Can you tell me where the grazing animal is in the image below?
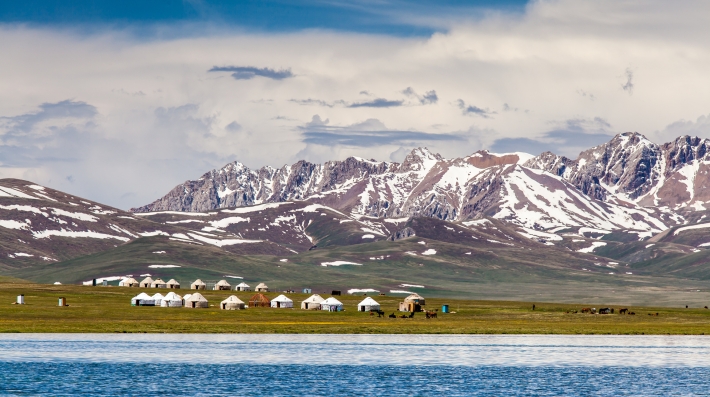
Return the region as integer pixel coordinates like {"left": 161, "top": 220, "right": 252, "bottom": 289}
{"left": 389, "top": 313, "right": 396, "bottom": 318}
{"left": 425, "top": 311, "right": 438, "bottom": 319}
{"left": 629, "top": 312, "right": 636, "bottom": 315}
{"left": 619, "top": 308, "right": 628, "bottom": 315}
{"left": 399, "top": 314, "right": 408, "bottom": 319}
{"left": 409, "top": 311, "right": 416, "bottom": 319}
{"left": 705, "top": 306, "right": 708, "bottom": 309}
{"left": 581, "top": 308, "right": 591, "bottom": 313}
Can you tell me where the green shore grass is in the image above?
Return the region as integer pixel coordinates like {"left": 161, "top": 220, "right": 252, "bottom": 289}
{"left": 1, "top": 281, "right": 710, "bottom": 334}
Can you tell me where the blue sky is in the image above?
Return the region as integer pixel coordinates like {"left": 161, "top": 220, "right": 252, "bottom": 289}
{"left": 1, "top": 0, "right": 709, "bottom": 208}
{"left": 0, "top": 0, "right": 528, "bottom": 36}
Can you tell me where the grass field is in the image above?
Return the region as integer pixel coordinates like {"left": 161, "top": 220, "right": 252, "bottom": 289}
{"left": 2, "top": 280, "right": 710, "bottom": 334}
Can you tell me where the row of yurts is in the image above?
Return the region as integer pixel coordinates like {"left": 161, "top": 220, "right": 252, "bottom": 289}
{"left": 130, "top": 292, "right": 422, "bottom": 312}
{"left": 118, "top": 276, "right": 259, "bottom": 291}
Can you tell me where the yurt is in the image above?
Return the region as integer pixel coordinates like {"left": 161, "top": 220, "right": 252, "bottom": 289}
{"left": 182, "top": 293, "right": 192, "bottom": 305}
{"left": 131, "top": 292, "right": 155, "bottom": 306}
{"left": 320, "top": 297, "right": 344, "bottom": 312}
{"left": 151, "top": 292, "right": 165, "bottom": 306}
{"left": 301, "top": 294, "right": 324, "bottom": 310}
{"left": 358, "top": 297, "right": 381, "bottom": 312}
{"left": 166, "top": 279, "right": 180, "bottom": 289}
{"left": 255, "top": 283, "right": 269, "bottom": 292}
{"left": 235, "top": 282, "right": 251, "bottom": 291}
{"left": 214, "top": 280, "right": 231, "bottom": 291}
{"left": 270, "top": 294, "right": 293, "bottom": 309}
{"left": 119, "top": 277, "right": 139, "bottom": 287}
{"left": 404, "top": 293, "right": 425, "bottom": 305}
{"left": 399, "top": 293, "right": 425, "bottom": 312}
{"left": 151, "top": 278, "right": 167, "bottom": 288}
{"left": 190, "top": 279, "right": 206, "bottom": 290}
{"left": 139, "top": 276, "right": 154, "bottom": 288}
{"left": 249, "top": 293, "right": 271, "bottom": 308}
{"left": 220, "top": 295, "right": 245, "bottom": 310}
{"left": 161, "top": 292, "right": 183, "bottom": 307}
{"left": 184, "top": 292, "right": 209, "bottom": 309}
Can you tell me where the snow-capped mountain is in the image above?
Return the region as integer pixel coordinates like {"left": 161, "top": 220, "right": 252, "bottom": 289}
{"left": 134, "top": 133, "right": 710, "bottom": 234}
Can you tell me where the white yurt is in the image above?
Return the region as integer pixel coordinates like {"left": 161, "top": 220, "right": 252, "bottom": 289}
{"left": 160, "top": 292, "right": 183, "bottom": 307}
{"left": 184, "top": 292, "right": 209, "bottom": 308}
{"left": 151, "top": 278, "right": 167, "bottom": 288}
{"left": 357, "top": 297, "right": 381, "bottom": 312}
{"left": 139, "top": 276, "right": 154, "bottom": 288}
{"left": 166, "top": 279, "right": 180, "bottom": 289}
{"left": 270, "top": 294, "right": 293, "bottom": 308}
{"left": 131, "top": 292, "right": 155, "bottom": 306}
{"left": 235, "top": 282, "right": 251, "bottom": 291}
{"left": 182, "top": 293, "right": 192, "bottom": 305}
{"left": 151, "top": 292, "right": 165, "bottom": 306}
{"left": 119, "top": 277, "right": 139, "bottom": 287}
{"left": 220, "top": 295, "right": 245, "bottom": 310}
{"left": 300, "top": 294, "right": 324, "bottom": 310}
{"left": 214, "top": 279, "right": 231, "bottom": 291}
{"left": 321, "top": 297, "right": 344, "bottom": 312}
{"left": 190, "top": 279, "right": 206, "bottom": 290}
{"left": 255, "top": 282, "right": 269, "bottom": 292}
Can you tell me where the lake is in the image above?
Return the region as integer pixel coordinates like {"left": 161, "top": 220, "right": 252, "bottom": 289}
{"left": 1, "top": 334, "right": 709, "bottom": 396}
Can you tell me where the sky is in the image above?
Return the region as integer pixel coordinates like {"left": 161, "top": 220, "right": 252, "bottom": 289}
{"left": 2, "top": 0, "right": 710, "bottom": 209}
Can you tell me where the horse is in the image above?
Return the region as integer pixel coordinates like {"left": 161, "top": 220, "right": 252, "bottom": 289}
{"left": 426, "top": 311, "right": 437, "bottom": 319}
{"left": 375, "top": 310, "right": 385, "bottom": 318}
{"left": 581, "top": 308, "right": 591, "bottom": 313}
{"left": 619, "top": 308, "right": 628, "bottom": 315}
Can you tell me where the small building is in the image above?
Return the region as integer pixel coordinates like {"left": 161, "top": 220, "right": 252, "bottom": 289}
{"left": 321, "top": 297, "right": 344, "bottom": 312}
{"left": 190, "top": 279, "right": 206, "bottom": 290}
{"left": 184, "top": 292, "right": 208, "bottom": 308}
{"left": 214, "top": 279, "right": 231, "bottom": 291}
{"left": 139, "top": 277, "right": 154, "bottom": 288}
{"left": 249, "top": 293, "right": 271, "bottom": 308}
{"left": 221, "top": 295, "right": 246, "bottom": 310}
{"left": 302, "top": 288, "right": 312, "bottom": 294}
{"left": 151, "top": 292, "right": 165, "bottom": 306}
{"left": 235, "top": 282, "right": 251, "bottom": 291}
{"left": 151, "top": 278, "right": 167, "bottom": 288}
{"left": 131, "top": 292, "right": 155, "bottom": 306}
{"left": 399, "top": 293, "right": 425, "bottom": 312}
{"left": 255, "top": 283, "right": 269, "bottom": 292}
{"left": 271, "top": 294, "right": 293, "bottom": 308}
{"left": 166, "top": 279, "right": 180, "bottom": 289}
{"left": 301, "top": 294, "right": 324, "bottom": 310}
{"left": 119, "top": 277, "right": 139, "bottom": 287}
{"left": 358, "top": 297, "right": 380, "bottom": 312}
{"left": 161, "top": 292, "right": 183, "bottom": 307}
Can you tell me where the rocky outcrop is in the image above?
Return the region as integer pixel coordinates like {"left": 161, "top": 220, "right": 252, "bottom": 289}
{"left": 387, "top": 227, "right": 416, "bottom": 241}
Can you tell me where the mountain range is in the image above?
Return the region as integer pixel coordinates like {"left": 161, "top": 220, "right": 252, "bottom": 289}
{"left": 2, "top": 132, "right": 710, "bottom": 305}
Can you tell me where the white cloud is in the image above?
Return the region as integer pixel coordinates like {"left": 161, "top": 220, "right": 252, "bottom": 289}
{"left": 1, "top": 0, "right": 710, "bottom": 208}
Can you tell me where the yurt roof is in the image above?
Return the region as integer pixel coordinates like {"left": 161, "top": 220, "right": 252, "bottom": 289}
{"left": 164, "top": 292, "right": 182, "bottom": 300}
{"left": 249, "top": 293, "right": 270, "bottom": 303}
{"left": 405, "top": 293, "right": 424, "bottom": 301}
{"left": 121, "top": 277, "right": 138, "bottom": 283}
{"left": 151, "top": 293, "right": 165, "bottom": 300}
{"left": 215, "top": 280, "right": 231, "bottom": 286}
{"left": 153, "top": 278, "right": 166, "bottom": 283}
{"left": 302, "top": 294, "right": 324, "bottom": 303}
{"left": 185, "top": 292, "right": 208, "bottom": 302}
{"left": 272, "top": 294, "right": 293, "bottom": 303}
{"left": 166, "top": 279, "right": 179, "bottom": 284}
{"left": 255, "top": 282, "right": 268, "bottom": 288}
{"left": 358, "top": 297, "right": 379, "bottom": 306}
{"left": 321, "top": 297, "right": 343, "bottom": 306}
{"left": 183, "top": 294, "right": 192, "bottom": 301}
{"left": 236, "top": 282, "right": 250, "bottom": 287}
{"left": 133, "top": 292, "right": 152, "bottom": 299}
{"left": 191, "top": 279, "right": 206, "bottom": 285}
{"left": 221, "top": 295, "right": 244, "bottom": 304}
{"left": 140, "top": 276, "right": 154, "bottom": 284}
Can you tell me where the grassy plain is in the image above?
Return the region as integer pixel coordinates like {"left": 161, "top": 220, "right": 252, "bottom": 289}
{"left": 1, "top": 280, "right": 710, "bottom": 334}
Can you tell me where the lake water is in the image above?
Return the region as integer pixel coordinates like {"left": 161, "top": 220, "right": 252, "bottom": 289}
{"left": 1, "top": 334, "right": 709, "bottom": 396}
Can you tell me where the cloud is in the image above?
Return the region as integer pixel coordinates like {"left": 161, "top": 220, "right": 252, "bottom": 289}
{"left": 402, "top": 87, "right": 438, "bottom": 104}
{"left": 0, "top": 100, "right": 96, "bottom": 136}
{"left": 621, "top": 68, "right": 634, "bottom": 95}
{"left": 456, "top": 99, "right": 495, "bottom": 118}
{"left": 655, "top": 113, "right": 710, "bottom": 143}
{"left": 347, "top": 98, "right": 404, "bottom": 108}
{"left": 491, "top": 118, "right": 614, "bottom": 158}
{"left": 299, "top": 115, "right": 464, "bottom": 147}
{"left": 225, "top": 121, "right": 242, "bottom": 132}
{"left": 208, "top": 66, "right": 293, "bottom": 80}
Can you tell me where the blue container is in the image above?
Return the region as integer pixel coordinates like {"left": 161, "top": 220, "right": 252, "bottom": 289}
{"left": 442, "top": 304, "right": 449, "bottom": 313}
